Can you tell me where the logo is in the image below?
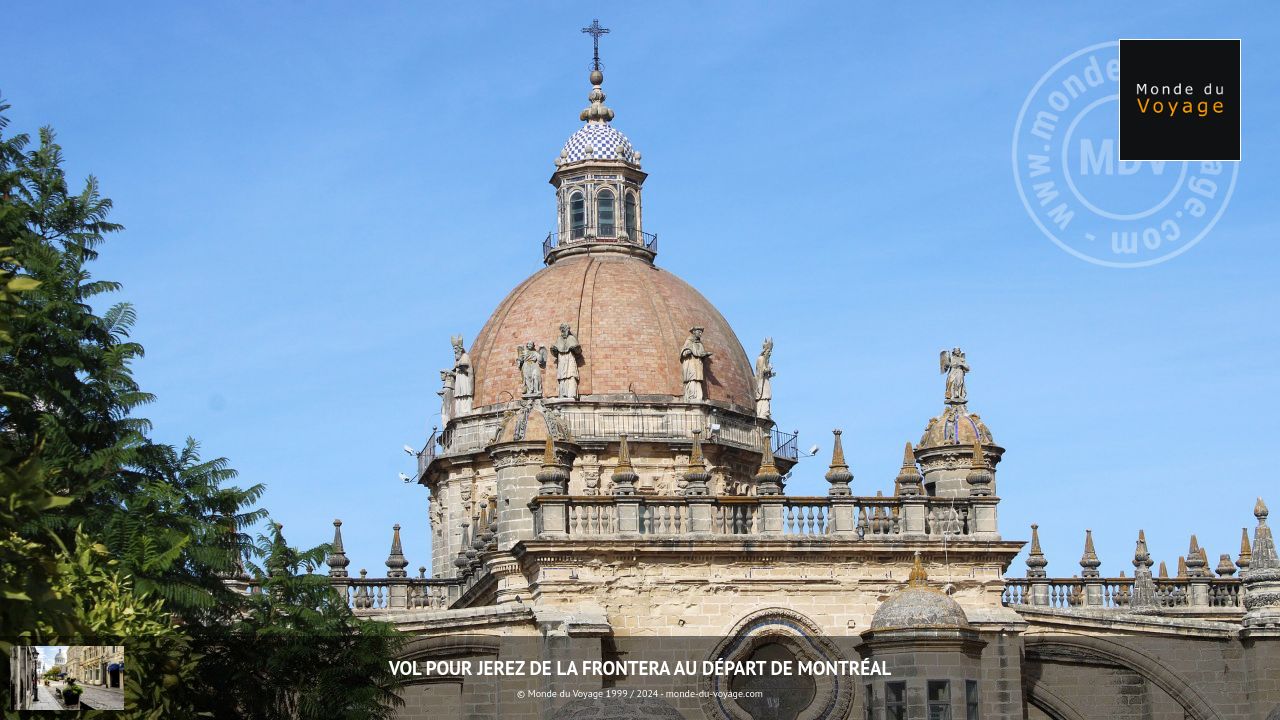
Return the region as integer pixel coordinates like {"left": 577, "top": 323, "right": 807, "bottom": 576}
{"left": 1012, "top": 42, "right": 1238, "bottom": 268}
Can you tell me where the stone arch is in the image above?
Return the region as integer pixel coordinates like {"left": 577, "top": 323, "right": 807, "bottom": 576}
{"left": 1023, "top": 634, "right": 1222, "bottom": 720}
{"left": 398, "top": 633, "right": 500, "bottom": 662}
{"left": 702, "top": 608, "right": 853, "bottom": 720}
{"left": 1024, "top": 680, "right": 1087, "bottom": 720}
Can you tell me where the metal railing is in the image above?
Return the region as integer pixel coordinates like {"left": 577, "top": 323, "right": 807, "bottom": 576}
{"left": 543, "top": 227, "right": 658, "bottom": 261}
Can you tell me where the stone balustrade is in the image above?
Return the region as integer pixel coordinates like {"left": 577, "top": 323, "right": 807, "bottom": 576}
{"left": 530, "top": 494, "right": 997, "bottom": 539}
{"left": 330, "top": 572, "right": 460, "bottom": 615}
{"left": 1002, "top": 577, "right": 1243, "bottom": 610}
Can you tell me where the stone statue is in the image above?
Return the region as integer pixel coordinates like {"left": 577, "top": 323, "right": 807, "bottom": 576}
{"left": 680, "top": 327, "right": 712, "bottom": 401}
{"left": 550, "top": 323, "right": 582, "bottom": 399}
{"left": 437, "top": 369, "right": 455, "bottom": 427}
{"left": 516, "top": 341, "right": 548, "bottom": 397}
{"left": 754, "top": 337, "right": 775, "bottom": 418}
{"left": 451, "top": 336, "right": 473, "bottom": 415}
{"left": 940, "top": 347, "right": 969, "bottom": 405}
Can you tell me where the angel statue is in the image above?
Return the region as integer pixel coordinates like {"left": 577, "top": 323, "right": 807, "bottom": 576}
{"left": 516, "top": 341, "right": 548, "bottom": 397}
{"left": 940, "top": 347, "right": 969, "bottom": 405}
{"left": 754, "top": 337, "right": 775, "bottom": 419}
{"left": 451, "top": 336, "right": 473, "bottom": 415}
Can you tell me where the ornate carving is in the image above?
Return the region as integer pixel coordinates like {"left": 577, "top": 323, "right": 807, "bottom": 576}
{"left": 550, "top": 323, "right": 582, "bottom": 399}
{"left": 490, "top": 448, "right": 541, "bottom": 471}
{"left": 516, "top": 341, "right": 548, "bottom": 397}
{"left": 451, "top": 336, "right": 474, "bottom": 415}
{"left": 940, "top": 347, "right": 970, "bottom": 405}
{"left": 754, "top": 337, "right": 774, "bottom": 418}
{"left": 680, "top": 327, "right": 712, "bottom": 402}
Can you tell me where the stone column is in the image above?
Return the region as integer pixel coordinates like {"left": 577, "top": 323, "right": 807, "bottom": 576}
{"left": 611, "top": 435, "right": 641, "bottom": 534}
{"left": 683, "top": 431, "right": 714, "bottom": 533}
{"left": 824, "top": 430, "right": 856, "bottom": 535}
{"left": 491, "top": 438, "right": 575, "bottom": 549}
{"left": 753, "top": 434, "right": 784, "bottom": 534}
{"left": 385, "top": 523, "right": 409, "bottom": 609}
{"left": 532, "top": 437, "right": 570, "bottom": 538}
{"left": 326, "top": 519, "right": 350, "bottom": 603}
{"left": 1185, "top": 534, "right": 1211, "bottom": 608}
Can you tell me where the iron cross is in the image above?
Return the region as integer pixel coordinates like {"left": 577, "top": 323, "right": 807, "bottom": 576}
{"left": 581, "top": 19, "right": 610, "bottom": 70}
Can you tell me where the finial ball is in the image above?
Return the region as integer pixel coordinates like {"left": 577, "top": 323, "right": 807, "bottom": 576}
{"left": 590, "top": 69, "right": 604, "bottom": 86}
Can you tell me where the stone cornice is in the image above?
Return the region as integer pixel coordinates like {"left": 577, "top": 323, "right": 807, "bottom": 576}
{"left": 1016, "top": 606, "right": 1239, "bottom": 638}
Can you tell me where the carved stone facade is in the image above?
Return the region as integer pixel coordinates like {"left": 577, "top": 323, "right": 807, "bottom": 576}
{"left": 315, "top": 47, "right": 1279, "bottom": 720}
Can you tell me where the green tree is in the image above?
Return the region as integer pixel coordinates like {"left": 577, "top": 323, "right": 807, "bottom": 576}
{"left": 201, "top": 523, "right": 405, "bottom": 720}
{"left": 1, "top": 95, "right": 406, "bottom": 718}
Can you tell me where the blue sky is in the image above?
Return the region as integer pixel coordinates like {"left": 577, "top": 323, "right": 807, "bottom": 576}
{"left": 5, "top": 3, "right": 1278, "bottom": 581}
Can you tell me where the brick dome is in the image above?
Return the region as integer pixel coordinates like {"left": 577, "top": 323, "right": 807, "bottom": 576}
{"left": 469, "top": 252, "right": 755, "bottom": 410}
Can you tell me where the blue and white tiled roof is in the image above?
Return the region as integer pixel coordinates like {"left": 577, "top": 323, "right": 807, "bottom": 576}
{"left": 561, "top": 122, "right": 638, "bottom": 164}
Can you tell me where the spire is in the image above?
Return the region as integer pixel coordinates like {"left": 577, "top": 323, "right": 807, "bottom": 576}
{"left": 1133, "top": 529, "right": 1151, "bottom": 568}
{"left": 682, "top": 429, "right": 711, "bottom": 496}
{"left": 907, "top": 550, "right": 929, "bottom": 588}
{"left": 326, "top": 519, "right": 350, "bottom": 578}
{"left": 1237, "top": 527, "right": 1252, "bottom": 571}
{"left": 965, "top": 440, "right": 993, "bottom": 497}
{"left": 1251, "top": 496, "right": 1277, "bottom": 570}
{"left": 1079, "top": 529, "right": 1101, "bottom": 578}
{"left": 385, "top": 524, "right": 408, "bottom": 578}
{"left": 1026, "top": 524, "right": 1048, "bottom": 579}
{"left": 453, "top": 522, "right": 471, "bottom": 572}
{"left": 1130, "top": 530, "right": 1157, "bottom": 610}
{"left": 1159, "top": 561, "right": 1169, "bottom": 579}
{"left": 754, "top": 432, "right": 783, "bottom": 495}
{"left": 579, "top": 20, "right": 615, "bottom": 123}
{"left": 536, "top": 436, "right": 569, "bottom": 495}
{"left": 894, "top": 441, "right": 924, "bottom": 497}
{"left": 824, "top": 430, "right": 853, "bottom": 496}
{"left": 1185, "top": 535, "right": 1207, "bottom": 577}
{"left": 611, "top": 434, "right": 638, "bottom": 495}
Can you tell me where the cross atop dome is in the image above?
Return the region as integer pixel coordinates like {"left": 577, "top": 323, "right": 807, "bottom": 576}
{"left": 582, "top": 19, "right": 609, "bottom": 71}
{"left": 579, "top": 19, "right": 616, "bottom": 123}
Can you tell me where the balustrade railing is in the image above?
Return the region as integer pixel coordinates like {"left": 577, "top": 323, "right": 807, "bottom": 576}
{"left": 439, "top": 418, "right": 503, "bottom": 455}
{"left": 339, "top": 577, "right": 457, "bottom": 613}
{"left": 531, "top": 495, "right": 990, "bottom": 540}
{"left": 1001, "top": 576, "right": 1243, "bottom": 611}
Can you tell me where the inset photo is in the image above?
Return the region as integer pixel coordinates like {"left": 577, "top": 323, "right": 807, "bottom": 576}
{"left": 8, "top": 645, "right": 125, "bottom": 711}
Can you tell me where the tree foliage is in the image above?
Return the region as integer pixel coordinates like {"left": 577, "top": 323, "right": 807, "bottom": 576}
{"left": 0, "top": 94, "right": 404, "bottom": 717}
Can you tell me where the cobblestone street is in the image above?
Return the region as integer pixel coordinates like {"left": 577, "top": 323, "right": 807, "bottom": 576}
{"left": 77, "top": 683, "right": 126, "bottom": 709}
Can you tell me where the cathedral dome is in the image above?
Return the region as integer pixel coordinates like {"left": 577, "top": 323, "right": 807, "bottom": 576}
{"left": 870, "top": 557, "right": 971, "bottom": 630}
{"left": 560, "top": 122, "right": 638, "bottom": 164}
{"left": 870, "top": 587, "right": 971, "bottom": 630}
{"left": 468, "top": 252, "right": 755, "bottom": 410}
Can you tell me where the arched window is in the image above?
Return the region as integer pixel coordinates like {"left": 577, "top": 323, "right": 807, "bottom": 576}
{"left": 597, "top": 189, "right": 615, "bottom": 237}
{"left": 569, "top": 192, "right": 585, "bottom": 239}
{"left": 625, "top": 192, "right": 638, "bottom": 236}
